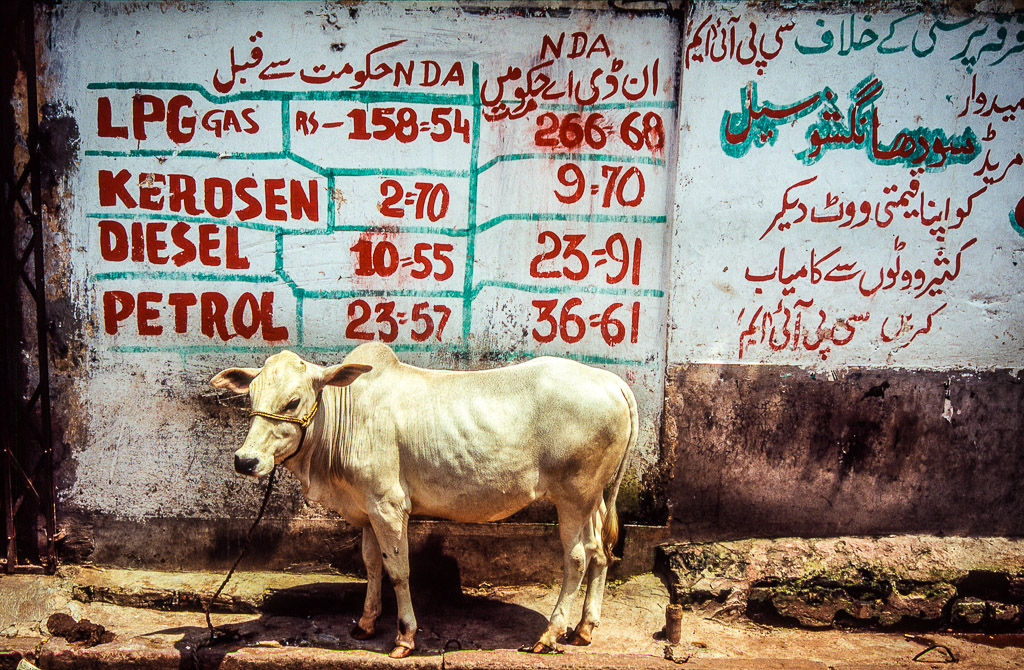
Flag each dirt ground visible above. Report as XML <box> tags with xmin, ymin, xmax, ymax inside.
<box><xmin>1</xmin><ymin>568</ymin><xmax>1023</xmax><ymax>669</ymax></box>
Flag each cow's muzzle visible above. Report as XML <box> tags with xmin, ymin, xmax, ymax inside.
<box><xmin>234</xmin><ymin>454</ymin><xmax>260</xmax><ymax>475</ymax></box>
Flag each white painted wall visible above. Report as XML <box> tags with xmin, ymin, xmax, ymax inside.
<box><xmin>48</xmin><ymin>2</ymin><xmax>677</xmax><ymax>519</ymax></box>
<box><xmin>44</xmin><ymin>1</ymin><xmax>1024</xmax><ymax>523</ymax></box>
<box><xmin>671</xmin><ymin>2</ymin><xmax>1024</xmax><ymax>370</ymax></box>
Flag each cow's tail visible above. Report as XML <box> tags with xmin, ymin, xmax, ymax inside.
<box><xmin>601</xmin><ymin>382</ymin><xmax>638</xmax><ymax>565</ymax></box>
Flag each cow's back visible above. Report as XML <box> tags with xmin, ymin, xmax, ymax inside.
<box><xmin>341</xmin><ymin>343</ymin><xmax>633</xmax><ymax>522</ymax></box>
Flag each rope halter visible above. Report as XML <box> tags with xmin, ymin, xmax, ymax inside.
<box><xmin>249</xmin><ymin>398</ymin><xmax>320</xmax><ymax>428</ymax></box>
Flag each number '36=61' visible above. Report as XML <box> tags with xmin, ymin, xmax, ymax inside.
<box><xmin>532</xmin><ymin>299</ymin><xmax>640</xmax><ymax>347</ymax></box>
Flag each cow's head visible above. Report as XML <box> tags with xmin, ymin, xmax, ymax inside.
<box><xmin>210</xmin><ymin>350</ymin><xmax>371</xmax><ymax>477</ymax></box>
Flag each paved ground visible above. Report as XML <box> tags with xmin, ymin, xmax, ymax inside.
<box><xmin>1</xmin><ymin>567</ymin><xmax>1022</xmax><ymax>669</ymax></box>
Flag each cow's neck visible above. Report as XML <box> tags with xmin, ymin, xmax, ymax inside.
<box><xmin>281</xmin><ymin>385</ymin><xmax>350</xmax><ymax>503</ymax></box>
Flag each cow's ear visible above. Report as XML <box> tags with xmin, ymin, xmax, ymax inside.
<box><xmin>210</xmin><ymin>367</ymin><xmax>261</xmax><ymax>394</ymax></box>
<box><xmin>321</xmin><ymin>363</ymin><xmax>372</xmax><ymax>388</ymax></box>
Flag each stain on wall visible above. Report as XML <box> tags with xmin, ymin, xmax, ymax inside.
<box><xmin>664</xmin><ymin>365</ymin><xmax>1024</xmax><ymax>538</ymax></box>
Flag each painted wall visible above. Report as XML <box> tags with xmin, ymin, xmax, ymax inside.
<box><xmin>672</xmin><ymin>3</ymin><xmax>1023</xmax><ymax>368</ymax></box>
<box><xmin>666</xmin><ymin>2</ymin><xmax>1024</xmax><ymax>538</ymax></box>
<box><xmin>46</xmin><ymin>2</ymin><xmax>676</xmax><ymax>531</ymax></box>
<box><xmin>34</xmin><ymin>1</ymin><xmax>1024</xmax><ymax>566</ymax></box>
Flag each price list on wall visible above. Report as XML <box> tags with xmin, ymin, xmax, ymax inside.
<box><xmin>83</xmin><ymin>10</ymin><xmax>674</xmax><ymax>359</ymax></box>
<box><xmin>77</xmin><ymin>7</ymin><xmax>677</xmax><ymax>448</ymax></box>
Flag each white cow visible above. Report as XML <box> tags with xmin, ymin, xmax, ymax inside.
<box><xmin>211</xmin><ymin>342</ymin><xmax>637</xmax><ymax>657</ymax></box>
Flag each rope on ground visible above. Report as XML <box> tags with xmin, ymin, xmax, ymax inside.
<box><xmin>202</xmin><ymin>465</ymin><xmax>278</xmax><ymax>646</ymax></box>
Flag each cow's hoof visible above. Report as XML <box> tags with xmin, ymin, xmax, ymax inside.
<box><xmin>389</xmin><ymin>645</ymin><xmax>413</xmax><ymax>659</ymax></box>
<box><xmin>350</xmin><ymin>624</ymin><xmax>375</xmax><ymax>640</ymax></box>
<box><xmin>568</xmin><ymin>629</ymin><xmax>592</xmax><ymax>646</ymax></box>
<box><xmin>526</xmin><ymin>642</ymin><xmax>554</xmax><ymax>654</ymax></box>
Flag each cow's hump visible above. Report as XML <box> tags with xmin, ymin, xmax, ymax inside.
<box><xmin>343</xmin><ymin>342</ymin><xmax>400</xmax><ymax>369</ymax></box>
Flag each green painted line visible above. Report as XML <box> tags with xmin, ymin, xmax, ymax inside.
<box><xmin>319</xmin><ymin>224</ymin><xmax>469</xmax><ymax>237</ymax></box>
<box><xmin>90</xmin><ymin>271</ymin><xmax>278</xmax><ymax>283</ymax></box>
<box><xmin>323</xmin><ymin>167</ymin><xmax>470</xmax><ymax>178</ymax></box>
<box><xmin>278</xmin><ymin>150</ymin><xmax>331</xmax><ymax>177</ymax></box>
<box><xmin>87</xmin><ymin>211</ymin><xmax>468</xmax><ymax>238</ymax></box>
<box><xmin>561</xmin><ymin>353</ymin><xmax>651</xmax><ymax>367</ymax></box>
<box><xmin>472</xmin><ymin>280</ymin><xmax>663</xmax><ymax>299</ymax></box>
<box><xmin>326</xmin><ymin>173</ymin><xmax>336</xmax><ymax>233</ymax></box>
<box><xmin>88</xmin><ymin>81</ymin><xmax>475</xmax><ymax>107</ymax></box>
<box><xmin>282</xmin><ymin>99</ymin><xmax>291</xmax><ymax>154</ymax></box>
<box><xmin>87</xmin><ymin>141</ymin><xmax>470</xmax><ymax>183</ymax></box>
<box><xmin>86</xmin><ymin>212</ymin><xmax>327</xmax><ymax>234</ymax></box>
<box><xmin>295</xmin><ymin>291</ymin><xmax>305</xmax><ymax>346</ymax></box>
<box><xmin>477</xmin><ymin>349</ymin><xmax>652</xmax><ymax>367</ymax></box>
<box><xmin>462</xmin><ymin>63</ymin><xmax>482</xmax><ymax>340</ymax></box>
<box><xmin>111</xmin><ymin>344</ymin><xmax>295</xmax><ymax>355</ymax></box>
<box><xmin>1011</xmin><ymin>209</ymin><xmax>1024</xmax><ymax>239</ymax></box>
<box><xmin>302</xmin><ymin>289</ymin><xmax>465</xmax><ymax>300</ymax></box>
<box><xmin>274</xmin><ymin>234</ymin><xmax>302</xmax><ymax>292</ymax></box>
<box><xmin>476</xmin><ymin>212</ymin><xmax>667</xmax><ymax>235</ymax></box>
<box><xmin>476</xmin><ymin>152</ymin><xmax>664</xmax><ymax>175</ymax></box>
<box><xmin>84</xmin><ymin>149</ymin><xmax>285</xmax><ymax>160</ymax></box>
<box><xmin>282</xmin><ymin>147</ymin><xmax>470</xmax><ymax>178</ymax></box>
<box><xmin>531</xmin><ymin>100</ymin><xmax>676</xmax><ymax>111</ymax></box>
<box><xmin>109</xmin><ymin>342</ymin><xmax>652</xmax><ymax>367</ymax></box>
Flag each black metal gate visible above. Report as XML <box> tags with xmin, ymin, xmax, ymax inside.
<box><xmin>1</xmin><ymin>0</ymin><xmax>57</xmax><ymax>574</ymax></box>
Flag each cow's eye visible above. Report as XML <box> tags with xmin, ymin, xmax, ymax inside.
<box><xmin>284</xmin><ymin>398</ymin><xmax>300</xmax><ymax>412</ymax></box>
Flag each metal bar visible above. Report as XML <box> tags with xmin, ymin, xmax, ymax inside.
<box><xmin>13</xmin><ymin>158</ymin><xmax>31</xmax><ymax>203</ymax></box>
<box><xmin>19</xmin><ymin>267</ymin><xmax>39</xmax><ymax>302</ymax></box>
<box><xmin>20</xmin><ymin>409</ymin><xmax>43</xmax><ymax>444</ymax></box>
<box><xmin>2</xmin><ymin>444</ymin><xmax>14</xmax><ymax>571</ymax></box>
<box><xmin>0</xmin><ymin>1</ymin><xmax>24</xmax><ymax>574</ymax></box>
<box><xmin>26</xmin><ymin>385</ymin><xmax>42</xmax><ymax>413</ymax></box>
<box><xmin>1</xmin><ymin>0</ymin><xmax>55</xmax><ymax>573</ymax></box>
<box><xmin>22</xmin><ymin>0</ymin><xmax>56</xmax><ymax>573</ymax></box>
<box><xmin>18</xmin><ymin>226</ymin><xmax>37</xmax><ymax>269</ymax></box>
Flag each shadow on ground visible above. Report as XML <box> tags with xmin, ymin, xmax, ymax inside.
<box><xmin>148</xmin><ymin>579</ymin><xmax>550</xmax><ymax>669</ymax></box>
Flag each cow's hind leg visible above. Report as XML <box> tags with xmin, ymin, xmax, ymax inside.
<box><xmin>368</xmin><ymin>497</ymin><xmax>417</xmax><ymax>658</ymax></box>
<box><xmin>531</xmin><ymin>506</ymin><xmax>589</xmax><ymax>652</ymax></box>
<box><xmin>352</xmin><ymin>526</ymin><xmax>382</xmax><ymax>640</ymax></box>
<box><xmin>569</xmin><ymin>501</ymin><xmax>609</xmax><ymax>646</ymax></box>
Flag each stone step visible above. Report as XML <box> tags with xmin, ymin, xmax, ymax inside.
<box><xmin>656</xmin><ymin>535</ymin><xmax>1024</xmax><ymax>630</ymax></box>
<box><xmin>69</xmin><ymin>567</ymin><xmax>363</xmax><ymax>614</ymax></box>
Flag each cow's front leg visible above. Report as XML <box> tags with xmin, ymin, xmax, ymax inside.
<box><xmin>352</xmin><ymin>526</ymin><xmax>382</xmax><ymax>640</ymax></box>
<box><xmin>368</xmin><ymin>497</ymin><xmax>417</xmax><ymax>658</ymax></box>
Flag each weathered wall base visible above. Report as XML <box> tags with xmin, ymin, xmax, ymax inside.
<box><xmin>663</xmin><ymin>365</ymin><xmax>1024</xmax><ymax>539</ymax></box>
<box><xmin>58</xmin><ymin>513</ymin><xmax>668</xmax><ymax>587</ymax></box>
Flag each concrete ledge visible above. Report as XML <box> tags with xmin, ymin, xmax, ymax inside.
<box><xmin>70</xmin><ymin>567</ymin><xmax>363</xmax><ymax>614</ymax></box>
<box><xmin>23</xmin><ymin>641</ymin><xmax>834</xmax><ymax>670</ymax></box>
<box><xmin>657</xmin><ymin>535</ymin><xmax>1024</xmax><ymax>630</ymax></box>
<box><xmin>0</xmin><ymin>636</ymin><xmax>43</xmax><ymax>670</ymax></box>
<box><xmin>27</xmin><ymin>644</ymin><xmax>834</xmax><ymax>670</ymax></box>
<box><xmin>59</xmin><ymin>516</ymin><xmax>669</xmax><ymax>586</ymax></box>
<box><xmin>443</xmin><ymin>650</ymin><xmax>826</xmax><ymax>670</ymax></box>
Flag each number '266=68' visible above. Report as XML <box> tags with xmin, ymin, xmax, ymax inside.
<box><xmin>535</xmin><ymin>111</ymin><xmax>664</xmax><ymax>152</ymax></box>
<box><xmin>346</xmin><ymin>300</ymin><xmax>452</xmax><ymax>342</ymax></box>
